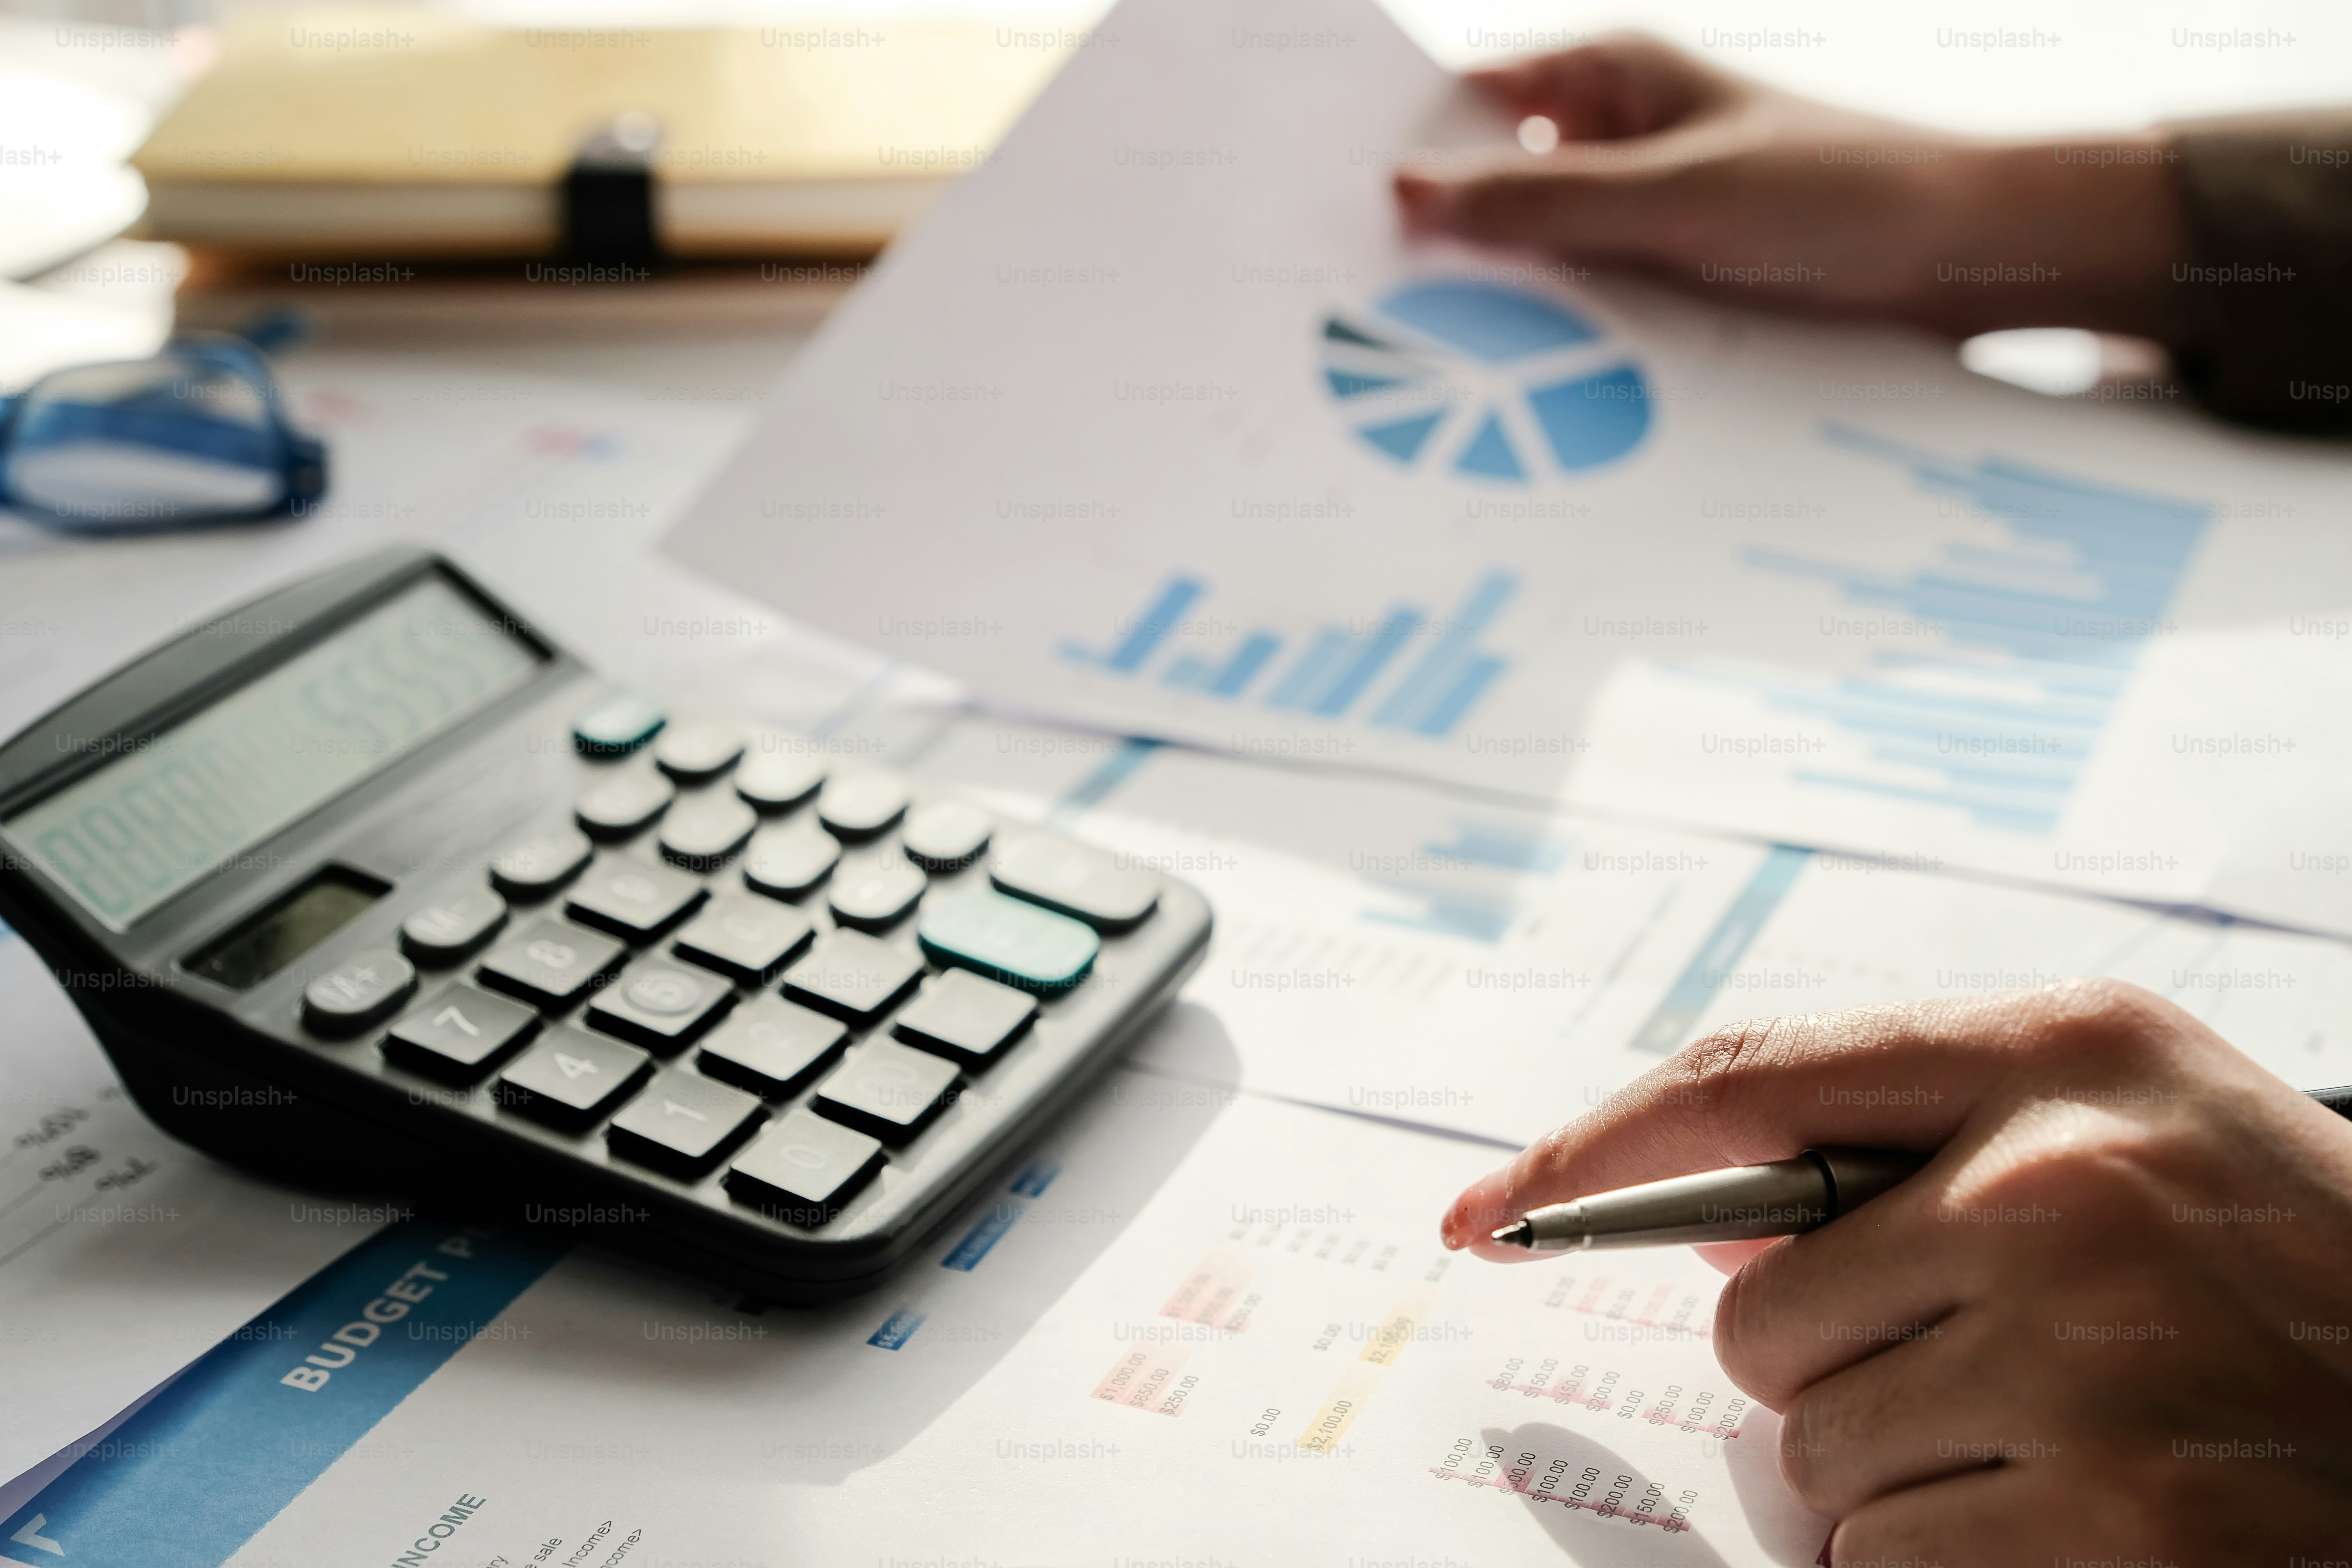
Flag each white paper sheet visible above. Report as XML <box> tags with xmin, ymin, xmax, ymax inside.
<box><xmin>660</xmin><ymin>0</ymin><xmax>2352</xmax><ymax>933</ymax></box>
<box><xmin>911</xmin><ymin>718</ymin><xmax>2352</xmax><ymax>1146</ymax></box>
<box><xmin>0</xmin><ymin>933</ymin><xmax>381</xmax><ymax>1485</ymax></box>
<box><xmin>124</xmin><ymin>1057</ymin><xmax>1826</xmax><ymax>1568</ymax></box>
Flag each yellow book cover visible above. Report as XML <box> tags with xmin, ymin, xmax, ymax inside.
<box><xmin>132</xmin><ymin>8</ymin><xmax>1073</xmax><ymax>256</ymax></box>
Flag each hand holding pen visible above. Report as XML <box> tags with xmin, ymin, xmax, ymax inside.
<box><xmin>1442</xmin><ymin>980</ymin><xmax>2352</xmax><ymax>1561</ymax></box>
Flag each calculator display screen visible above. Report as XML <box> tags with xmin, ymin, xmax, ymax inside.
<box><xmin>3</xmin><ymin>575</ymin><xmax>542</xmax><ymax>930</ymax></box>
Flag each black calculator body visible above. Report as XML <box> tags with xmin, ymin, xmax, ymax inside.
<box><xmin>0</xmin><ymin>548</ymin><xmax>1210</xmax><ymax>1302</ymax></box>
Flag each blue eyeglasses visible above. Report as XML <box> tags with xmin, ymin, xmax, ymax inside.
<box><xmin>0</xmin><ymin>330</ymin><xmax>327</xmax><ymax>533</ymax></box>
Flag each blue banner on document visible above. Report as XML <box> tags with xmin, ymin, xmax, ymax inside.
<box><xmin>0</xmin><ymin>1220</ymin><xmax>561</xmax><ymax>1568</ymax></box>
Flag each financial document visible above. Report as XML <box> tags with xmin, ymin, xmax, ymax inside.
<box><xmin>0</xmin><ymin>933</ymin><xmax>383</xmax><ymax>1488</ymax></box>
<box><xmin>915</xmin><ymin>720</ymin><xmax>2352</xmax><ymax>1147</ymax></box>
<box><xmin>661</xmin><ymin>0</ymin><xmax>2352</xmax><ymax>933</ymax></box>
<box><xmin>0</xmin><ymin>1056</ymin><xmax>1828</xmax><ymax>1568</ymax></box>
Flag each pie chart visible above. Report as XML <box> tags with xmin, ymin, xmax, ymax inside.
<box><xmin>1321</xmin><ymin>279</ymin><xmax>1651</xmax><ymax>481</ymax></box>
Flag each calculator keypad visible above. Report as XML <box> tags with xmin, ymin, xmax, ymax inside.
<box><xmin>352</xmin><ymin>702</ymin><xmax>1183</xmax><ymax>1253</ymax></box>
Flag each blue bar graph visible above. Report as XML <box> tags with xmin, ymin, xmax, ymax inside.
<box><xmin>1684</xmin><ymin>426</ymin><xmax>2212</xmax><ymax>833</ymax></box>
<box><xmin>1058</xmin><ymin>575</ymin><xmax>1205</xmax><ymax>672</ymax></box>
<box><xmin>1370</xmin><ymin>572</ymin><xmax>1519</xmax><ymax>737</ymax></box>
<box><xmin>1360</xmin><ymin>885</ymin><xmax>1518</xmax><ymax>944</ymax></box>
<box><xmin>1055</xmin><ymin>569</ymin><xmax>1519</xmax><ymax>738</ymax></box>
<box><xmin>1428</xmin><ymin>819</ymin><xmax>1570</xmax><ymax>874</ymax></box>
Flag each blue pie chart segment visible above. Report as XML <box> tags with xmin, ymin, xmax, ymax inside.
<box><xmin>1320</xmin><ymin>279</ymin><xmax>1651</xmax><ymax>478</ymax></box>
<box><xmin>1528</xmin><ymin>365</ymin><xmax>1651</xmax><ymax>470</ymax></box>
<box><xmin>1377</xmin><ymin>279</ymin><xmax>1601</xmax><ymax>363</ymax></box>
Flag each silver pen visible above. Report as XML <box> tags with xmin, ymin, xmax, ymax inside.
<box><xmin>1489</xmin><ymin>1147</ymin><xmax>1929</xmax><ymax>1250</ymax></box>
<box><xmin>1489</xmin><ymin>1086</ymin><xmax>2352</xmax><ymax>1250</ymax></box>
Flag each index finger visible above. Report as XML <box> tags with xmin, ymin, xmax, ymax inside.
<box><xmin>1437</xmin><ymin>982</ymin><xmax>2192</xmax><ymax>1257</ymax></box>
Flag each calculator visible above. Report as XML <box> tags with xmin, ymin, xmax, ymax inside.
<box><xmin>0</xmin><ymin>548</ymin><xmax>1210</xmax><ymax>1302</ymax></box>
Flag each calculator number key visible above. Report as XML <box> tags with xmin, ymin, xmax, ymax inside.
<box><xmin>496</xmin><ymin>1025</ymin><xmax>653</xmax><ymax>1131</ymax></box>
<box><xmin>671</xmin><ymin>893</ymin><xmax>814</xmax><ymax>985</ymax></box>
<box><xmin>586</xmin><ymin>956</ymin><xmax>735</xmax><ymax>1054</ymax></box>
<box><xmin>565</xmin><ymin>857</ymin><xmax>707</xmax><ymax>941</ymax></box>
<box><xmin>382</xmin><ymin>983</ymin><xmax>539</xmax><ymax>1083</ymax></box>
<box><xmin>696</xmin><ymin>994</ymin><xmax>847</xmax><ymax>1101</ymax></box>
<box><xmin>606</xmin><ymin>1068</ymin><xmax>766</xmax><ymax>1178</ymax></box>
<box><xmin>476</xmin><ymin>916</ymin><xmax>624</xmax><ymax>1009</ymax></box>
<box><xmin>725</xmin><ymin>1109</ymin><xmax>884</xmax><ymax>1226</ymax></box>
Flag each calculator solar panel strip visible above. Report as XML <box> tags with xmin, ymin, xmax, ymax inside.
<box><xmin>0</xmin><ymin>547</ymin><xmax>1211</xmax><ymax>1303</ymax></box>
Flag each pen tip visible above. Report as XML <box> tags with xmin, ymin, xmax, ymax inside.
<box><xmin>1489</xmin><ymin>1220</ymin><xmax>1531</xmax><ymax>1247</ymax></box>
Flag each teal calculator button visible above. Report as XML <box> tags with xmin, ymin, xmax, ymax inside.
<box><xmin>573</xmin><ymin>693</ymin><xmax>666</xmax><ymax>756</ymax></box>
<box><xmin>917</xmin><ymin>890</ymin><xmax>1100</xmax><ymax>995</ymax></box>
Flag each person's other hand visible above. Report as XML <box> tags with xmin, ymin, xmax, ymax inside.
<box><xmin>1396</xmin><ymin>35</ymin><xmax>2183</xmax><ymax>340</ymax></box>
<box><xmin>1441</xmin><ymin>980</ymin><xmax>2352</xmax><ymax>1561</ymax></box>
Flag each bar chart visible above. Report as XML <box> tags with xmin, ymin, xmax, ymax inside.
<box><xmin>1056</xmin><ymin>569</ymin><xmax>1522</xmax><ymax>739</ymax></box>
<box><xmin>1688</xmin><ymin>425</ymin><xmax>2213</xmax><ymax>833</ymax></box>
